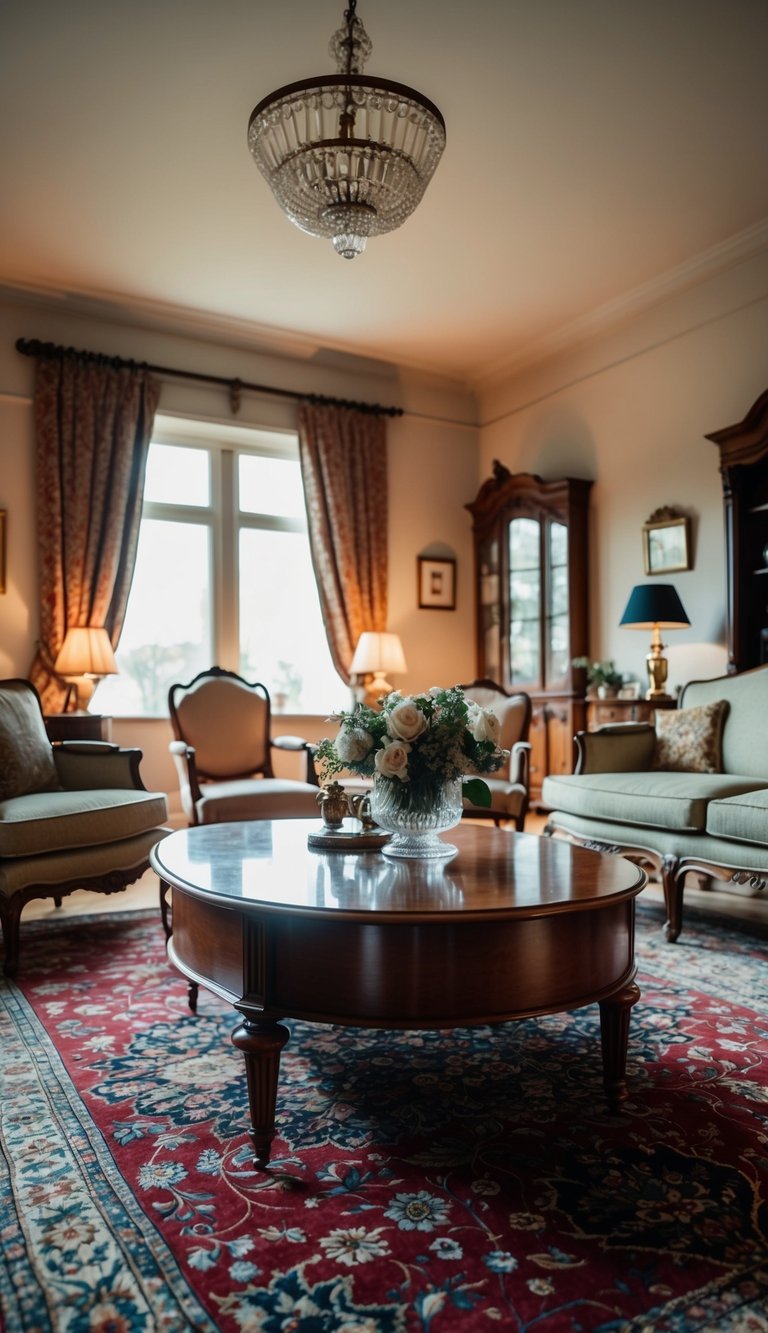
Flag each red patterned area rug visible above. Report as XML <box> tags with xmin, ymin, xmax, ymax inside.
<box><xmin>1</xmin><ymin>902</ymin><xmax>767</xmax><ymax>1332</ymax></box>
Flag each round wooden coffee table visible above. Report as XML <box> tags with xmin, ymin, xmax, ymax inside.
<box><xmin>151</xmin><ymin>820</ymin><xmax>645</xmax><ymax>1164</ymax></box>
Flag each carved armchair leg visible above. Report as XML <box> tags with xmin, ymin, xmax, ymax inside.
<box><xmin>661</xmin><ymin>854</ymin><xmax>683</xmax><ymax>942</ymax></box>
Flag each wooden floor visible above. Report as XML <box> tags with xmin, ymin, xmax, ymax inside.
<box><xmin>18</xmin><ymin>813</ymin><xmax>766</xmax><ymax>931</ymax></box>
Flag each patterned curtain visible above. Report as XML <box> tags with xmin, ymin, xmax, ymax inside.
<box><xmin>298</xmin><ymin>404</ymin><xmax>388</xmax><ymax>683</ymax></box>
<box><xmin>28</xmin><ymin>351</ymin><xmax>160</xmax><ymax>712</ymax></box>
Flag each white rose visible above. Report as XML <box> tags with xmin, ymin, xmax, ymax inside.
<box><xmin>335</xmin><ymin>726</ymin><xmax>374</xmax><ymax>764</ymax></box>
<box><xmin>468</xmin><ymin>704</ymin><xmax>501</xmax><ymax>745</ymax></box>
<box><xmin>386</xmin><ymin>700</ymin><xmax>428</xmax><ymax>742</ymax></box>
<box><xmin>374</xmin><ymin>740</ymin><xmax>411</xmax><ymax>780</ymax></box>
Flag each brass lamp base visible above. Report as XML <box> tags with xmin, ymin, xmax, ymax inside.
<box><xmin>645</xmin><ymin>643</ymin><xmax>671</xmax><ymax>700</ymax></box>
<box><xmin>356</xmin><ymin>671</ymin><xmax>394</xmax><ymax>710</ymax></box>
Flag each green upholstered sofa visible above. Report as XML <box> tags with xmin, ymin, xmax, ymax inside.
<box><xmin>542</xmin><ymin>665</ymin><xmax>768</xmax><ymax>941</ymax></box>
<box><xmin>0</xmin><ymin>678</ymin><xmax>169</xmax><ymax>976</ymax></box>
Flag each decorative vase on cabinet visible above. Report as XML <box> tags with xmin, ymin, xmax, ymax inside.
<box><xmin>466</xmin><ymin>464</ymin><xmax>592</xmax><ymax>807</ymax></box>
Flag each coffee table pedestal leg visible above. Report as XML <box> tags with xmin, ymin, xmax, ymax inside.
<box><xmin>232</xmin><ymin>1018</ymin><xmax>290</xmax><ymax>1165</ymax></box>
<box><xmin>599</xmin><ymin>980</ymin><xmax>640</xmax><ymax>1111</ymax></box>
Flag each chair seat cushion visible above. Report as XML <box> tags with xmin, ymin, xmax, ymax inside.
<box><xmin>0</xmin><ymin>827</ymin><xmax>169</xmax><ymax>899</ymax></box>
<box><xmin>463</xmin><ymin>777</ymin><xmax>526</xmax><ymax>819</ymax></box>
<box><xmin>196</xmin><ymin>779</ymin><xmax>320</xmax><ymax>824</ymax></box>
<box><xmin>0</xmin><ymin>789</ymin><xmax>169</xmax><ymax>857</ymax></box>
<box><xmin>706</xmin><ymin>786</ymin><xmax>768</xmax><ymax>846</ymax></box>
<box><xmin>541</xmin><ymin>771</ymin><xmax>768</xmax><ymax>833</ymax></box>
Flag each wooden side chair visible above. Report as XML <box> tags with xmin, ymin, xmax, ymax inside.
<box><xmin>167</xmin><ymin>666</ymin><xmax>320</xmax><ymax>829</ymax></box>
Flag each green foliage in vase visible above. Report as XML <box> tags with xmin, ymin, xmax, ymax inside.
<box><xmin>316</xmin><ymin>685</ymin><xmax>508</xmax><ymax>808</ymax></box>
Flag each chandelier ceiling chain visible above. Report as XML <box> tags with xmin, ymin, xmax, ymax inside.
<box><xmin>247</xmin><ymin>1</ymin><xmax>446</xmax><ymax>259</ymax></box>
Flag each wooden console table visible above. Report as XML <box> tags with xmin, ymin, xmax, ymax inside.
<box><xmin>586</xmin><ymin>697</ymin><xmax>676</xmax><ymax>730</ymax></box>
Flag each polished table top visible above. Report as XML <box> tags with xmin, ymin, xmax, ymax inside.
<box><xmin>152</xmin><ymin>819</ymin><xmax>645</xmax><ymax>919</ymax></box>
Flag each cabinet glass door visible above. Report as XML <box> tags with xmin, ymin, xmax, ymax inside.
<box><xmin>508</xmin><ymin>517</ymin><xmax>541</xmax><ymax>685</ymax></box>
<box><xmin>546</xmin><ymin>520</ymin><xmax>569</xmax><ymax>684</ymax></box>
<box><xmin>479</xmin><ymin>536</ymin><xmax>501</xmax><ymax>680</ymax></box>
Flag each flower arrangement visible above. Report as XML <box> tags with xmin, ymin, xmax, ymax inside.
<box><xmin>315</xmin><ymin>685</ymin><xmax>508</xmax><ymax>809</ymax></box>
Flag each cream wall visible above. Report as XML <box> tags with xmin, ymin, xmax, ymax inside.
<box><xmin>0</xmin><ymin>296</ymin><xmax>479</xmax><ymax>804</ymax></box>
<box><xmin>477</xmin><ymin>248</ymin><xmax>768</xmax><ymax>696</ymax></box>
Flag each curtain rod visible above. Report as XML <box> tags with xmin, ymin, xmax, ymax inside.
<box><xmin>15</xmin><ymin>337</ymin><xmax>403</xmax><ymax>418</ymax></box>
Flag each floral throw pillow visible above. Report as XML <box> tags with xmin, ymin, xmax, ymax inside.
<box><xmin>0</xmin><ymin>680</ymin><xmax>60</xmax><ymax>801</ymax></box>
<box><xmin>652</xmin><ymin>699</ymin><xmax>729</xmax><ymax>773</ymax></box>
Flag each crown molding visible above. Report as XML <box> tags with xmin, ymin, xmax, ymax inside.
<box><xmin>0</xmin><ymin>276</ymin><xmax>473</xmax><ymax>395</ymax></box>
<box><xmin>470</xmin><ymin>217</ymin><xmax>768</xmax><ymax>393</ymax></box>
<box><xmin>0</xmin><ymin>279</ymin><xmax>325</xmax><ymax>363</ymax></box>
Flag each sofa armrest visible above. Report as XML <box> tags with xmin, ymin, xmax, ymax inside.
<box><xmin>272</xmin><ymin>735</ymin><xmax>319</xmax><ymax>785</ymax></box>
<box><xmin>53</xmin><ymin>742</ymin><xmax>147</xmax><ymax>791</ymax></box>
<box><xmin>574</xmin><ymin>723</ymin><xmax>656</xmax><ymax>774</ymax></box>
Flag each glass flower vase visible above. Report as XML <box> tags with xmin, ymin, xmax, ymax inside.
<box><xmin>370</xmin><ymin>775</ymin><xmax>463</xmax><ymax>860</ymax></box>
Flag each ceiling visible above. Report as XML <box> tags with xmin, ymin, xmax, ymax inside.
<box><xmin>2</xmin><ymin>0</ymin><xmax>768</xmax><ymax>388</ymax></box>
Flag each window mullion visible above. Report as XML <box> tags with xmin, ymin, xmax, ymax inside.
<box><xmin>214</xmin><ymin>447</ymin><xmax>239</xmax><ymax>670</ymax></box>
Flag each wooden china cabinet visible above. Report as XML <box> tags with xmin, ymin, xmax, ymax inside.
<box><xmin>466</xmin><ymin>465</ymin><xmax>592</xmax><ymax>806</ymax></box>
<box><xmin>706</xmin><ymin>388</ymin><xmax>768</xmax><ymax>673</ymax></box>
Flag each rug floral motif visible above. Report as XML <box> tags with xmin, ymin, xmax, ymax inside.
<box><xmin>1</xmin><ymin>902</ymin><xmax>767</xmax><ymax>1332</ymax></box>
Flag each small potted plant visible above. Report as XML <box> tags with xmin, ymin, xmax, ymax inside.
<box><xmin>572</xmin><ymin>657</ymin><xmax>623</xmax><ymax>698</ymax></box>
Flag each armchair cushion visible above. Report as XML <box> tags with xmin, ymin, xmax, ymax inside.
<box><xmin>651</xmin><ymin>699</ymin><xmax>728</xmax><ymax>773</ymax></box>
<box><xmin>0</xmin><ymin>680</ymin><xmax>59</xmax><ymax>800</ymax></box>
<box><xmin>0</xmin><ymin>788</ymin><xmax>168</xmax><ymax>858</ymax></box>
<box><xmin>465</xmin><ymin>776</ymin><xmax>527</xmax><ymax>820</ymax></box>
<box><xmin>194</xmin><ymin>778</ymin><xmax>321</xmax><ymax>825</ymax></box>
<box><xmin>0</xmin><ymin>827</ymin><xmax>167</xmax><ymax>901</ymax></box>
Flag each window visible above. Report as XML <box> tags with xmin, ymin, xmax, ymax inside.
<box><xmin>95</xmin><ymin>417</ymin><xmax>345</xmax><ymax>716</ymax></box>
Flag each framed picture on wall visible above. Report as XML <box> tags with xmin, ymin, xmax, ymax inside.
<box><xmin>418</xmin><ymin>556</ymin><xmax>456</xmax><ymax>610</ymax></box>
<box><xmin>642</xmin><ymin>508</ymin><xmax>691</xmax><ymax>576</ymax></box>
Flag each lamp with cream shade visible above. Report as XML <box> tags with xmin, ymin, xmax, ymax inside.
<box><xmin>54</xmin><ymin>626</ymin><xmax>118</xmax><ymax>713</ymax></box>
<box><xmin>350</xmin><ymin>631</ymin><xmax>407</xmax><ymax>707</ymax></box>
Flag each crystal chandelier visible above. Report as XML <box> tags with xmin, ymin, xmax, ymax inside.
<box><xmin>247</xmin><ymin>0</ymin><xmax>446</xmax><ymax>259</ymax></box>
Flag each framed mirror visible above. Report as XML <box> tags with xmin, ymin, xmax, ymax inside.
<box><xmin>642</xmin><ymin>508</ymin><xmax>691</xmax><ymax>576</ymax></box>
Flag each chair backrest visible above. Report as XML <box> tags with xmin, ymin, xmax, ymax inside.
<box><xmin>681</xmin><ymin>662</ymin><xmax>768</xmax><ymax>780</ymax></box>
<box><xmin>0</xmin><ymin>677</ymin><xmax>59</xmax><ymax>800</ymax></box>
<box><xmin>460</xmin><ymin>679</ymin><xmax>532</xmax><ymax>753</ymax></box>
<box><xmin>168</xmin><ymin>667</ymin><xmax>274</xmax><ymax>781</ymax></box>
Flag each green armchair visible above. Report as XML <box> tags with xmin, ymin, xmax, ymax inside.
<box><xmin>0</xmin><ymin>678</ymin><xmax>169</xmax><ymax>976</ymax></box>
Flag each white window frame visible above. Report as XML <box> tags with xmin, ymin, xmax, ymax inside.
<box><xmin>96</xmin><ymin>412</ymin><xmax>342</xmax><ymax>717</ymax></box>
<box><xmin>147</xmin><ymin>415</ymin><xmax>307</xmax><ymax>675</ymax></box>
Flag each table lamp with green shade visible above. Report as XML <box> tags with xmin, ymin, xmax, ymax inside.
<box><xmin>619</xmin><ymin>583</ymin><xmax>690</xmax><ymax>700</ymax></box>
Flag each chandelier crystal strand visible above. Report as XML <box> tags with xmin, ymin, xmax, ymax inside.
<box><xmin>247</xmin><ymin>1</ymin><xmax>445</xmax><ymax>259</ymax></box>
